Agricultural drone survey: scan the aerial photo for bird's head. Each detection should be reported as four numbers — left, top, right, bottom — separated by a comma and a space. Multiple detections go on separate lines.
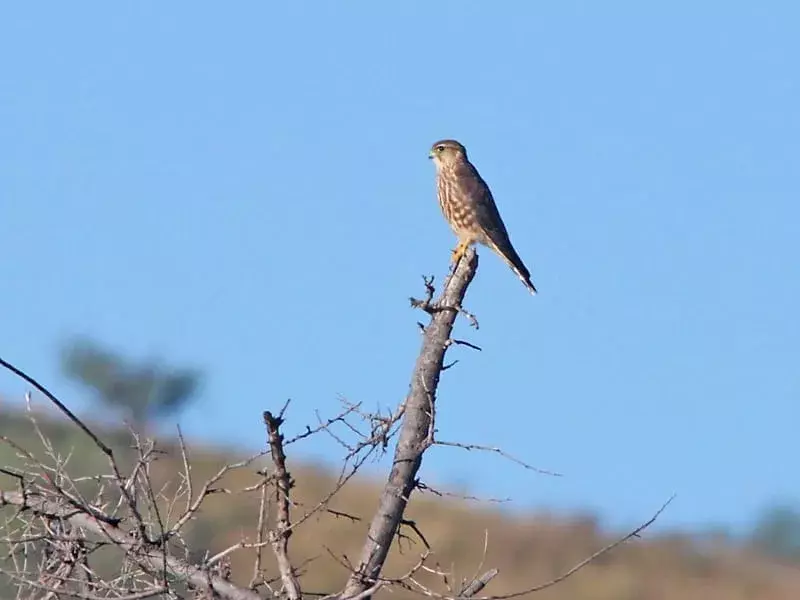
428, 139, 467, 167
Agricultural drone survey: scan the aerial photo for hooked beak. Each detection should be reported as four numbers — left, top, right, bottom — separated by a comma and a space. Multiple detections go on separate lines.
428, 150, 435, 160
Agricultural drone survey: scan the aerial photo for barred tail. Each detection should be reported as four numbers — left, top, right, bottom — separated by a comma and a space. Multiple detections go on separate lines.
487, 238, 538, 295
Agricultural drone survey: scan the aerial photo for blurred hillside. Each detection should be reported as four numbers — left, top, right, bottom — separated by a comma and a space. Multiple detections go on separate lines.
1, 405, 799, 600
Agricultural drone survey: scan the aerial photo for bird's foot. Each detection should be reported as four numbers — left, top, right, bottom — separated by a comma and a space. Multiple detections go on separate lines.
450, 241, 469, 265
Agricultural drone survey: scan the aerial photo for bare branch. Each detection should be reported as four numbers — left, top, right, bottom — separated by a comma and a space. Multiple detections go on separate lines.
263, 410, 302, 600
459, 569, 499, 598
284, 404, 361, 446
0, 239, 671, 600
444, 339, 482, 352
163, 450, 267, 542
0, 570, 168, 600
494, 496, 675, 598
342, 248, 480, 599
249, 476, 270, 589
434, 440, 562, 477
0, 357, 112, 457
410, 273, 480, 331
409, 496, 674, 600
0, 357, 160, 546
176, 425, 194, 513
416, 481, 510, 504
0, 490, 266, 600
408, 275, 437, 313
336, 581, 385, 600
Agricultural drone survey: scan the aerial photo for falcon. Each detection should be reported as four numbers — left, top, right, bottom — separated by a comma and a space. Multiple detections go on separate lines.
429, 139, 537, 295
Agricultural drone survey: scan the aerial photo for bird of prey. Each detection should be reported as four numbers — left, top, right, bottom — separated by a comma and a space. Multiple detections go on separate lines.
428, 139, 537, 295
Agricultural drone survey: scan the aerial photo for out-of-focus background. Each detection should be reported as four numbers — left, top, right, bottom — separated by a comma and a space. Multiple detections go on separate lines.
2, 2, 799, 598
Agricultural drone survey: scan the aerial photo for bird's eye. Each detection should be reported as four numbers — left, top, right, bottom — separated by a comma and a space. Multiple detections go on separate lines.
436, 145, 445, 152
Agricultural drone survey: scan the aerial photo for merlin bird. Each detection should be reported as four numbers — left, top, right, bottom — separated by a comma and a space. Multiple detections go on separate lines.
428, 139, 538, 295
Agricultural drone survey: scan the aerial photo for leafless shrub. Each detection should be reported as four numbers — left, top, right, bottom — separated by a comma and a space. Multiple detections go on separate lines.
0, 249, 670, 599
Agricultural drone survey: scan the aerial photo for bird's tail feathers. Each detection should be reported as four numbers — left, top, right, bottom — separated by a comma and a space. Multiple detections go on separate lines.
488, 239, 538, 295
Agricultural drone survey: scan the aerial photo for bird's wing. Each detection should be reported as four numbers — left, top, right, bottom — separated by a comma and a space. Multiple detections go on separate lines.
457, 161, 537, 294
454, 161, 512, 242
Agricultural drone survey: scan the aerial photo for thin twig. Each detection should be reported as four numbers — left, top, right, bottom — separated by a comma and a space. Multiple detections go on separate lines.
249, 476, 270, 589
416, 481, 510, 504
284, 404, 361, 446
176, 425, 193, 513
0, 489, 266, 600
463, 530, 490, 594
162, 450, 268, 541
411, 496, 675, 600
0, 357, 112, 457
434, 440, 562, 477
445, 339, 482, 352
0, 357, 153, 542
0, 569, 168, 600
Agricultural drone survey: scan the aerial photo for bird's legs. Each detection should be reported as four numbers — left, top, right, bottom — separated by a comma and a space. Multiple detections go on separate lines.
450, 240, 470, 264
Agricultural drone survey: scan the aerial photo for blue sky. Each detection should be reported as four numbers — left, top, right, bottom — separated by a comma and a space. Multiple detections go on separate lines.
1, 2, 798, 534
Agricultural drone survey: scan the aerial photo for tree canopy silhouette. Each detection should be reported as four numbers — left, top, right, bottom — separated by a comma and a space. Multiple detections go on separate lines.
749, 503, 800, 561
60, 337, 202, 431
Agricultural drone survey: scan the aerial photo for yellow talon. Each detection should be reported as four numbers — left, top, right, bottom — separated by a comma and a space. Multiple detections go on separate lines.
450, 241, 469, 264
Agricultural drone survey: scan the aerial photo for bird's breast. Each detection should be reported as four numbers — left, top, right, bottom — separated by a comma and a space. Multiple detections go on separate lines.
436, 171, 479, 236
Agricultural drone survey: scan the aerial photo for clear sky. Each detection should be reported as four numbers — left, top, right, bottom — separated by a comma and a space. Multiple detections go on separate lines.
1, 2, 798, 534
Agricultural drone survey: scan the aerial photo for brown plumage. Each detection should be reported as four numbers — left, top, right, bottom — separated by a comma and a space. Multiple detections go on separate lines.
428, 139, 538, 295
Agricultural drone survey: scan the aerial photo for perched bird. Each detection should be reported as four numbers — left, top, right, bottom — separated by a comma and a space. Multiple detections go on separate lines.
428, 139, 537, 295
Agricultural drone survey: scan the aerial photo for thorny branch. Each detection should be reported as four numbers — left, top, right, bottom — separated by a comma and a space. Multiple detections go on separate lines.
342, 248, 481, 599
410, 273, 480, 331
0, 244, 671, 600
433, 440, 562, 477
0, 357, 111, 457
0, 489, 263, 600
403, 497, 675, 600
262, 411, 301, 600
0, 357, 270, 600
